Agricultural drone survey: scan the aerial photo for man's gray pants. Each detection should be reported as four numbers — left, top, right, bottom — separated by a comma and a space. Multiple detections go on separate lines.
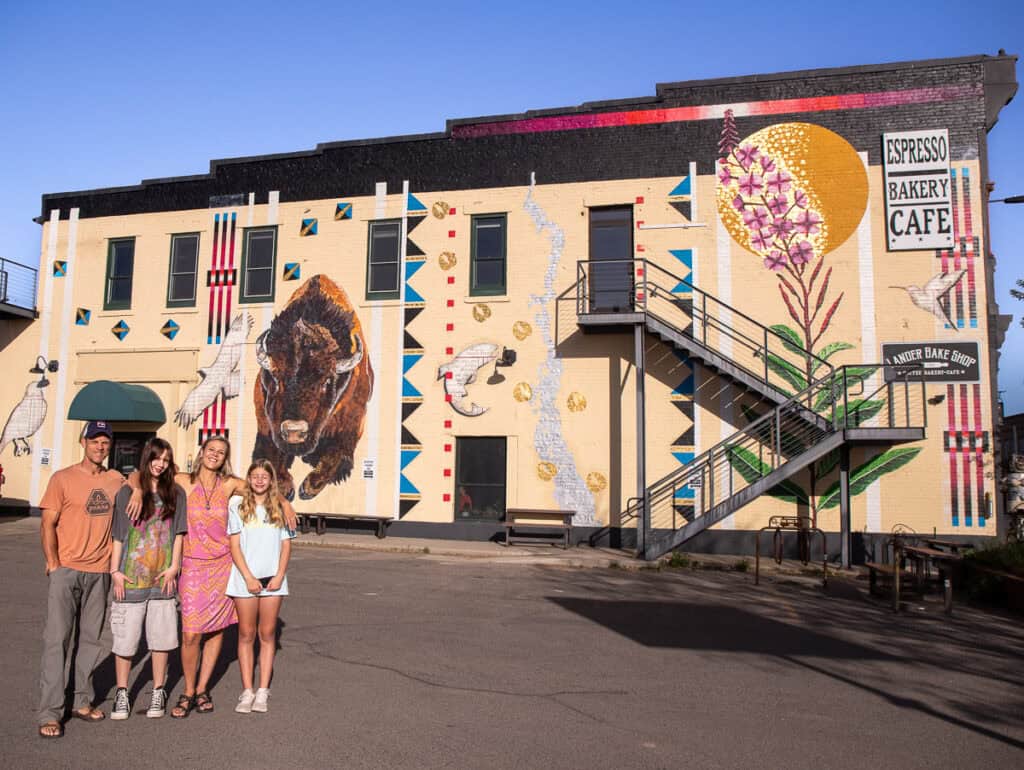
38, 568, 110, 724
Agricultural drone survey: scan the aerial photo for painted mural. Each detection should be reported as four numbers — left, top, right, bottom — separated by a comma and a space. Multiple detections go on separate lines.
715, 119, 922, 524
174, 312, 252, 429
1, 367, 49, 457
438, 343, 499, 416
252, 274, 373, 501
891, 269, 967, 327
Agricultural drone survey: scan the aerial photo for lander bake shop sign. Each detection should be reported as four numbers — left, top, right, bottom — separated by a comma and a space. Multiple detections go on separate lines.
882, 129, 954, 251
882, 341, 979, 383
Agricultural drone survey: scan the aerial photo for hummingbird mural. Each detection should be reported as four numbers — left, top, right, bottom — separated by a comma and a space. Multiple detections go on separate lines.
890, 269, 967, 328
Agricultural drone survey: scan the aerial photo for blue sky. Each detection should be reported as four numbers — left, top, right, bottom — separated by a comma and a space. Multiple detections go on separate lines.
2, 0, 1022, 409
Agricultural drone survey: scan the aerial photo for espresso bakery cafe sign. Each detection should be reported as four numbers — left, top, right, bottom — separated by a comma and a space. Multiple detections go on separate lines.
882, 128, 954, 251
882, 341, 980, 383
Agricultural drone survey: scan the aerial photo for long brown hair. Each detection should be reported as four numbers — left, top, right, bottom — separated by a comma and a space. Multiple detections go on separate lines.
138, 438, 177, 521
189, 436, 233, 484
239, 459, 286, 528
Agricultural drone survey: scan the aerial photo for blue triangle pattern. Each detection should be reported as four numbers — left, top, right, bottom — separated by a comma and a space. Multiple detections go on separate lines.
401, 449, 421, 469
407, 193, 427, 212
403, 353, 423, 374
670, 249, 692, 268
400, 474, 420, 495
404, 285, 424, 303
673, 374, 695, 396
672, 451, 695, 466
402, 377, 422, 398
669, 177, 691, 197
405, 260, 425, 280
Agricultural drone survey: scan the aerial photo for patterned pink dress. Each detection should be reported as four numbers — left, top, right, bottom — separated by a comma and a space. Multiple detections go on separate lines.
179, 480, 237, 633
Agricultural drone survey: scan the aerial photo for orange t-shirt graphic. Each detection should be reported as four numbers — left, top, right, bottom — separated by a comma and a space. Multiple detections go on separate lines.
39, 465, 125, 572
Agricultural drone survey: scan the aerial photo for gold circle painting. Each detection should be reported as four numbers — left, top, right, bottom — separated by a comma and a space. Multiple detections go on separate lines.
432, 201, 449, 219
472, 304, 491, 322
513, 382, 533, 402
716, 123, 867, 258
586, 472, 607, 493
512, 320, 532, 340
567, 392, 587, 412
438, 251, 457, 270
537, 462, 557, 481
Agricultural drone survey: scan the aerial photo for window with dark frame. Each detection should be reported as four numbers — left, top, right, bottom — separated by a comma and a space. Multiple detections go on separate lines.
366, 220, 401, 300
167, 233, 200, 307
105, 238, 135, 310
470, 214, 507, 296
240, 227, 277, 303
454, 437, 507, 520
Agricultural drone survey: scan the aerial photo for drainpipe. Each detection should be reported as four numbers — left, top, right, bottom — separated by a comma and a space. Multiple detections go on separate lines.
635, 322, 647, 558
839, 444, 852, 568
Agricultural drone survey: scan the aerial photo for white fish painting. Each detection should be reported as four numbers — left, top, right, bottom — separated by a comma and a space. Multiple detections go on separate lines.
1, 378, 49, 456
437, 343, 499, 417
174, 312, 253, 428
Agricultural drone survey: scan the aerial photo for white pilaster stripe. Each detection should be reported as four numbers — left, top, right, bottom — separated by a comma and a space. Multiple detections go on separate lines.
31, 210, 61, 504
365, 181, 388, 516
50, 208, 78, 472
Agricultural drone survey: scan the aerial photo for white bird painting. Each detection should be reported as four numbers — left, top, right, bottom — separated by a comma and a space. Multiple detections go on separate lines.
1, 379, 49, 456
891, 269, 967, 328
174, 312, 253, 428
438, 343, 499, 417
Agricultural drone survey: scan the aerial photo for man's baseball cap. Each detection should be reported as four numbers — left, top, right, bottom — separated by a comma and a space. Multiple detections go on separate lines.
84, 420, 113, 439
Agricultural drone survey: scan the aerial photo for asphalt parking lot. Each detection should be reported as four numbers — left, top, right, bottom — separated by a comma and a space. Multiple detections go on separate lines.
2, 517, 1022, 769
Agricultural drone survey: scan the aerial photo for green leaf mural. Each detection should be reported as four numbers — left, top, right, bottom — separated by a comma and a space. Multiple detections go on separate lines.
812, 366, 879, 411
817, 447, 922, 509
725, 446, 810, 505
813, 341, 855, 373
769, 324, 805, 356
766, 353, 808, 393
835, 399, 885, 428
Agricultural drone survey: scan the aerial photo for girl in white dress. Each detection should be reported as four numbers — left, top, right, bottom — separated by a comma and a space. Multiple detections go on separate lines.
226, 460, 295, 714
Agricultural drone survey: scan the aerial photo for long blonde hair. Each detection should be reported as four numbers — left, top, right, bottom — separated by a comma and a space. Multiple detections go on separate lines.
190, 436, 233, 484
239, 459, 286, 527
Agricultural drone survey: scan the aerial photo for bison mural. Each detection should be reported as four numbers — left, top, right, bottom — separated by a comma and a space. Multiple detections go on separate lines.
253, 275, 374, 500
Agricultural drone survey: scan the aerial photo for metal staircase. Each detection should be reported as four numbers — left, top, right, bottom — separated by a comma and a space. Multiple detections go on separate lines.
575, 259, 927, 560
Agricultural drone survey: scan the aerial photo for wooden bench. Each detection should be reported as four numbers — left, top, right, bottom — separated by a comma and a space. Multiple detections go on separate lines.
504, 508, 574, 549
298, 513, 391, 539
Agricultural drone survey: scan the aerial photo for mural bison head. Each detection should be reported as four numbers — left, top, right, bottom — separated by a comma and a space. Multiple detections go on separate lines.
252, 275, 373, 501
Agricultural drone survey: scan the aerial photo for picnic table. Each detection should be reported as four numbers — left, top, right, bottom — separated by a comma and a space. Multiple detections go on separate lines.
920, 537, 974, 555
898, 544, 962, 615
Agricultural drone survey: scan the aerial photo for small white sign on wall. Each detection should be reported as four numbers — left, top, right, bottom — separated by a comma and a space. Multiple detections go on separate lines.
362, 458, 376, 480
40, 449, 52, 466
882, 128, 954, 251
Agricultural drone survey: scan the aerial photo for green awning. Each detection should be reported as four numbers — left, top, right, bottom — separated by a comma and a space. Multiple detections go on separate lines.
67, 380, 166, 423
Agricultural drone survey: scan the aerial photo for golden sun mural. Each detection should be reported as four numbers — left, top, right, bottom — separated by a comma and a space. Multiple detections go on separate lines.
716, 122, 868, 257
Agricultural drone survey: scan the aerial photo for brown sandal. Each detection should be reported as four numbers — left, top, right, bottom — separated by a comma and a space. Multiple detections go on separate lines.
170, 693, 196, 719
195, 691, 214, 714
70, 707, 105, 723
38, 721, 64, 739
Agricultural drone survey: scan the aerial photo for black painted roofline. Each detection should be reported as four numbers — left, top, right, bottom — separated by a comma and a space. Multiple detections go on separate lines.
36, 52, 1017, 224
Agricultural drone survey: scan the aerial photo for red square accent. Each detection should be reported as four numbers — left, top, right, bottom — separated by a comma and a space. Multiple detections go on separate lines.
636, 267, 645, 276
448, 230, 456, 238
445, 371, 453, 379
447, 299, 455, 307
445, 346, 454, 355
636, 244, 645, 252
447, 276, 455, 284
449, 207, 456, 215
445, 394, 452, 403
446, 323, 454, 331
443, 493, 451, 502
635, 196, 644, 204
636, 292, 645, 301
636, 220, 644, 228
444, 444, 452, 452
443, 420, 452, 429
443, 468, 451, 477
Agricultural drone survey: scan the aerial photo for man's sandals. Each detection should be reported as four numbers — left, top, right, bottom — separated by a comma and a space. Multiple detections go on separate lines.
170, 694, 195, 719
70, 707, 105, 723
38, 721, 63, 739
195, 691, 214, 713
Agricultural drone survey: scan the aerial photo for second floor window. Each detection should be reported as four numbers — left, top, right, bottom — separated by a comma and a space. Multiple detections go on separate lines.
471, 214, 507, 296
167, 233, 199, 307
366, 220, 401, 300
105, 238, 135, 310
240, 227, 277, 303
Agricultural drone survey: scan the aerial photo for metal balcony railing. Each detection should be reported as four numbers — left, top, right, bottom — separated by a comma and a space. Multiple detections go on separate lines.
0, 258, 39, 313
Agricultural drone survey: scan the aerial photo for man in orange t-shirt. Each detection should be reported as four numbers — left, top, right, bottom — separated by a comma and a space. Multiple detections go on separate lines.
36, 421, 125, 738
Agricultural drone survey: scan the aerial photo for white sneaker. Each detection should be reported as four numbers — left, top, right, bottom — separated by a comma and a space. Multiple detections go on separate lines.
146, 687, 167, 718
111, 687, 131, 720
235, 689, 255, 714
251, 688, 270, 713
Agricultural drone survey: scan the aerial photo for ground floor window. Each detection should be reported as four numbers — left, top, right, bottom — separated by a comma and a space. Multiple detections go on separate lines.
454, 437, 506, 520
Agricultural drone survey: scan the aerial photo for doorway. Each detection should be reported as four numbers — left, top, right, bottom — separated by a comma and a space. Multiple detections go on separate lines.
588, 206, 634, 312
109, 431, 156, 476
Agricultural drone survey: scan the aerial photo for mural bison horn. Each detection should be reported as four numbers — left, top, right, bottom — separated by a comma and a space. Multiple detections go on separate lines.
252, 275, 374, 502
